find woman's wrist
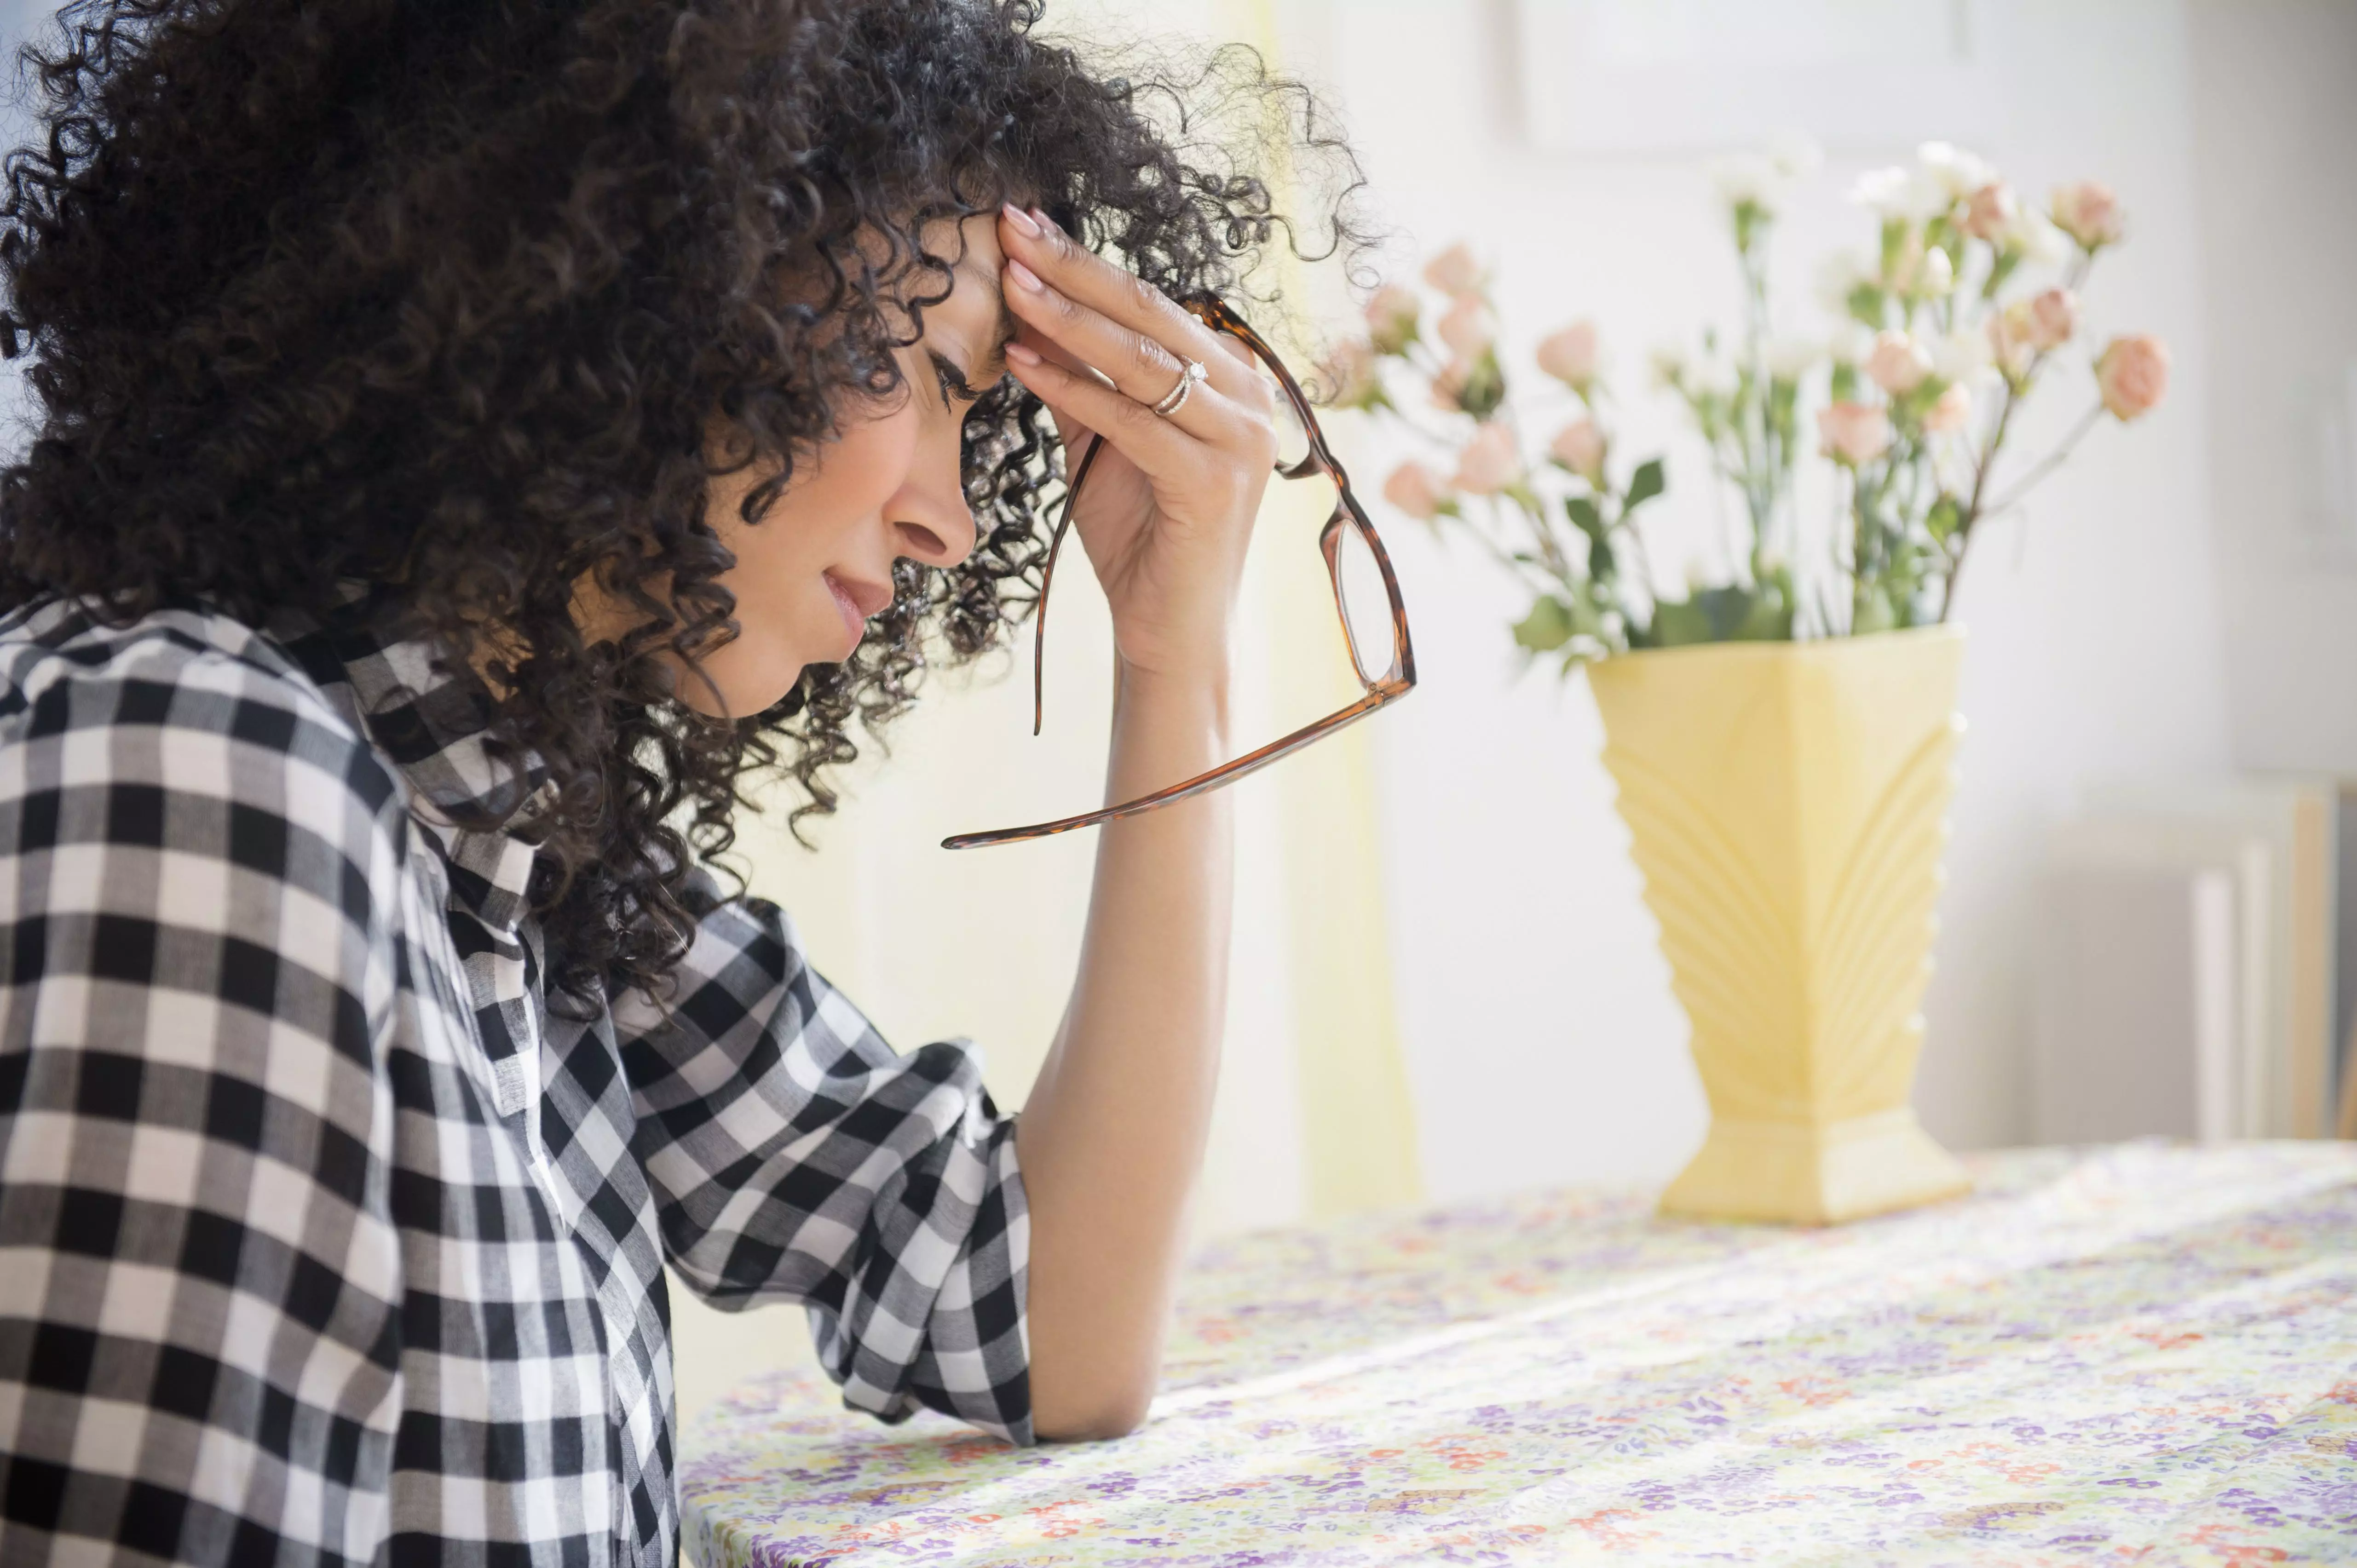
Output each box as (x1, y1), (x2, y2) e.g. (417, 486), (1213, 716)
(1112, 651), (1232, 736)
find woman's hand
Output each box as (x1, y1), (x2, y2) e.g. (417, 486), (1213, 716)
(997, 203), (1279, 685)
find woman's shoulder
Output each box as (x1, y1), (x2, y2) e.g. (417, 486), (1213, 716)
(0, 597), (409, 841)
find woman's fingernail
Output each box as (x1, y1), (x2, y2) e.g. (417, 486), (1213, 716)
(1006, 258), (1046, 293)
(1004, 341), (1042, 367)
(1030, 206), (1055, 234)
(1001, 202), (1040, 237)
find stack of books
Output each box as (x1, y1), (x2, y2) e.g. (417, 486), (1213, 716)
(2033, 780), (2357, 1144)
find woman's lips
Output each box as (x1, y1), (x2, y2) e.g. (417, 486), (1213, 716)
(822, 570), (890, 656)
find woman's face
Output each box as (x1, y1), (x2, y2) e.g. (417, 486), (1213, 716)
(658, 210), (1019, 718)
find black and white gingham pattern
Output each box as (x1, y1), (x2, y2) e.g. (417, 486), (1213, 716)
(0, 596), (1031, 1566)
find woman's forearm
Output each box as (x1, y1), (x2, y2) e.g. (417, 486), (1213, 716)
(1014, 655), (1234, 1440)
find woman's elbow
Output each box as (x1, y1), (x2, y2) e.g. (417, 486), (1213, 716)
(1031, 1379), (1155, 1442)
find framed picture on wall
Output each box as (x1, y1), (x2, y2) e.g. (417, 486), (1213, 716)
(1515, 0), (2003, 154)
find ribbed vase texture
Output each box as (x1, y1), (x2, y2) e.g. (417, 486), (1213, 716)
(1587, 626), (1973, 1225)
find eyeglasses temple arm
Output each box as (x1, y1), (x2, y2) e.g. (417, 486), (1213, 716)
(1031, 431), (1105, 737)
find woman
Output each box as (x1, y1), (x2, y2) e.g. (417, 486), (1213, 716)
(0, 0), (1361, 1561)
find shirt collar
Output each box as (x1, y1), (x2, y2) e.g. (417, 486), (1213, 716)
(268, 586), (551, 933)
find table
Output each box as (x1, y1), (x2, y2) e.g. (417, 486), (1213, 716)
(679, 1143), (2357, 1566)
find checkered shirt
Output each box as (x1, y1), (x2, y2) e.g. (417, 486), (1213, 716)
(0, 595), (1032, 1567)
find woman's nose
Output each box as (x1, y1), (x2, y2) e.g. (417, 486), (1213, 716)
(893, 507), (976, 568)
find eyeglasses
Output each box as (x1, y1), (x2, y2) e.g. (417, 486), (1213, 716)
(945, 294), (1416, 850)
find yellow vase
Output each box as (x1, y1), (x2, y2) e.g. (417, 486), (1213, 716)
(1586, 626), (1973, 1226)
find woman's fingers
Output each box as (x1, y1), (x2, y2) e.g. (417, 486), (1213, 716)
(1004, 341), (1204, 479)
(1000, 205), (1262, 409)
(1002, 255), (1252, 447)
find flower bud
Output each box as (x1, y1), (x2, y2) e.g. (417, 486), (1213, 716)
(1963, 182), (2017, 242)
(1536, 320), (1602, 388)
(1922, 382), (1973, 434)
(1437, 295), (1493, 358)
(1548, 417), (1608, 482)
(2094, 334), (2169, 420)
(1364, 284), (1420, 355)
(1818, 401), (1895, 465)
(2052, 181), (2125, 250)
(1865, 329), (1932, 394)
(2025, 287), (2078, 351)
(1422, 242), (1484, 299)
(1382, 459), (1450, 521)
(1451, 421), (1521, 495)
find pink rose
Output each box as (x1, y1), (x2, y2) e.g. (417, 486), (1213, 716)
(2051, 181), (2124, 250)
(1364, 283), (1420, 355)
(1548, 417), (1608, 481)
(1422, 241), (1484, 299)
(1382, 459), (1450, 521)
(1437, 295), (1493, 358)
(1818, 401), (1894, 466)
(1922, 383), (1973, 434)
(1962, 182), (2017, 243)
(2025, 286), (2078, 350)
(1320, 338), (1382, 411)
(1451, 422), (1520, 495)
(2094, 334), (2170, 421)
(1429, 354), (1473, 413)
(1988, 306), (2035, 380)
(1864, 329), (1932, 395)
(1536, 320), (1602, 388)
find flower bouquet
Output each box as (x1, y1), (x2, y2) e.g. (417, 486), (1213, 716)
(1338, 140), (2169, 665)
(1332, 143), (2172, 1225)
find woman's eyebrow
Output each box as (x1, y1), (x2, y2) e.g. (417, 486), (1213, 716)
(953, 257), (1020, 379)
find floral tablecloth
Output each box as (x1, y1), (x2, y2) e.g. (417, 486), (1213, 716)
(679, 1142), (2357, 1566)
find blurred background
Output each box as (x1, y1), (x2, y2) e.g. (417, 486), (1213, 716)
(3, 0), (2351, 1422)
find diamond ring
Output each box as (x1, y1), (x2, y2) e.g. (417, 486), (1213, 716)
(1150, 357), (1208, 417)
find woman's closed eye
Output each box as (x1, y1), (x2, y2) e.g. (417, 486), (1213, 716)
(928, 348), (984, 410)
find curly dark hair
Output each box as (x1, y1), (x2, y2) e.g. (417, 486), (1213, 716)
(0, 0), (1367, 1001)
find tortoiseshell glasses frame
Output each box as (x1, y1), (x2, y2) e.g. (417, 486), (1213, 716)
(944, 293), (1416, 850)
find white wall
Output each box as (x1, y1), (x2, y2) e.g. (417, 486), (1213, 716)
(1271, 0), (2238, 1191)
(2186, 1), (2357, 775)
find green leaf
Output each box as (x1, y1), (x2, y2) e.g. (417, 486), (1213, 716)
(1845, 282), (1886, 329)
(1458, 347), (1508, 420)
(1736, 591), (1795, 642)
(1925, 493), (1964, 544)
(1852, 585), (1899, 635)
(1648, 597), (1716, 647)
(1565, 494), (1604, 539)
(1511, 596), (1578, 652)
(1624, 457), (1667, 512)
(1585, 529), (1617, 582)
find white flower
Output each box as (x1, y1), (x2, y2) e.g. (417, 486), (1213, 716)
(1711, 151), (1783, 213)
(1917, 141), (1995, 201)
(1849, 164), (1947, 223)
(2003, 207), (2071, 266)
(1827, 321), (1877, 366)
(1918, 246), (1955, 297)
(1815, 248), (1876, 315)
(1765, 131), (1824, 182)
(1932, 323), (1993, 383)
(1710, 133), (1823, 218)
(1764, 333), (1819, 381)
(1689, 356), (1740, 400)
(1649, 341), (1692, 388)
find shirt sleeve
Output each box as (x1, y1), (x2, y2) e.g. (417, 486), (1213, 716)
(613, 876), (1031, 1446)
(0, 634), (412, 1564)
